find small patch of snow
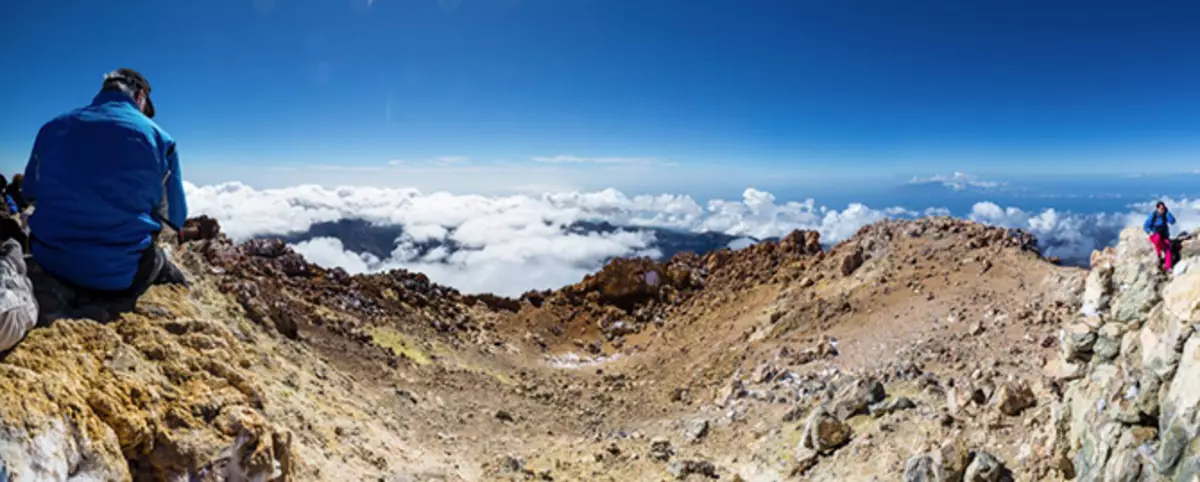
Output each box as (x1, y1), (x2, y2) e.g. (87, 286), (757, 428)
(546, 352), (622, 369)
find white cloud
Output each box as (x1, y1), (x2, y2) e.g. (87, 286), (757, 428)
(185, 183), (904, 295)
(910, 172), (1005, 191)
(185, 182), (1197, 297)
(531, 155), (664, 165)
(967, 198), (1199, 262)
(291, 237), (377, 274)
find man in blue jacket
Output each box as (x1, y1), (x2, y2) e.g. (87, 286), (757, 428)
(1144, 201), (1177, 271)
(22, 68), (217, 298)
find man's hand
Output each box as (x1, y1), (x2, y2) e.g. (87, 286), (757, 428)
(180, 216), (221, 243)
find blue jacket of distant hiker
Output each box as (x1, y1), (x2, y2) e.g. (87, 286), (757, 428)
(1144, 210), (1176, 237)
(23, 90), (187, 291)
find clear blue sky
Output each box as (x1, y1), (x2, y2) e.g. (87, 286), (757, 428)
(2, 0), (1199, 195)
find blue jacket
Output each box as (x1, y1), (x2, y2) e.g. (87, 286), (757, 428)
(3, 194), (16, 215)
(1144, 210), (1176, 236)
(23, 91), (187, 291)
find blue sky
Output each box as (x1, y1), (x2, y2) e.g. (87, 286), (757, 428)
(2, 0), (1199, 198)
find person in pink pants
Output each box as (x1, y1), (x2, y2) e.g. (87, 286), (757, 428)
(1144, 201), (1177, 271)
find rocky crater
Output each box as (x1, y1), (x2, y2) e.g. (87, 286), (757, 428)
(0, 217), (1192, 481)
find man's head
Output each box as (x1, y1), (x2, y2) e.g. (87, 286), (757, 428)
(1157, 201), (1168, 214)
(101, 68), (155, 119)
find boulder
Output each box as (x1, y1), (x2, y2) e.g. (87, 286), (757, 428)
(904, 439), (971, 482)
(1157, 335), (1200, 475)
(0, 316), (295, 482)
(1111, 229), (1165, 324)
(1090, 246), (1117, 270)
(1080, 262), (1115, 316)
(833, 379), (886, 419)
(1139, 305), (1192, 381)
(1102, 428), (1153, 482)
(780, 230), (822, 256)
(1093, 323), (1127, 362)
(994, 380), (1036, 416)
(1162, 264), (1200, 323)
(964, 452), (1006, 482)
(801, 407), (852, 455)
(1042, 358), (1084, 382)
(902, 443), (974, 482)
(903, 455), (938, 482)
(1061, 323), (1097, 362)
(841, 246), (865, 277)
(870, 397), (917, 418)
(667, 459), (718, 480)
(1073, 421), (1123, 481)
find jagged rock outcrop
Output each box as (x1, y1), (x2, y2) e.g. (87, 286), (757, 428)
(0, 229), (497, 482)
(0, 301), (293, 482)
(1053, 227), (1200, 481)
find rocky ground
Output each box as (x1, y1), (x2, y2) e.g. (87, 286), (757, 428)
(0, 217), (1195, 481)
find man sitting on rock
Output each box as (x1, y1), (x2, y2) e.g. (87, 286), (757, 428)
(21, 68), (218, 301)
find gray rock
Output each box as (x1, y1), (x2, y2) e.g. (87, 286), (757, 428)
(1111, 227), (1165, 324)
(685, 419), (709, 443)
(1092, 323), (1127, 362)
(963, 452), (1005, 482)
(500, 455), (525, 473)
(865, 379), (887, 404)
(903, 455), (938, 482)
(1074, 421), (1123, 481)
(1061, 323), (1097, 362)
(1157, 335), (1200, 475)
(870, 397), (917, 418)
(1140, 306), (1191, 381)
(1102, 429), (1148, 482)
(1080, 263), (1115, 316)
(649, 437), (673, 462)
(1112, 264), (1163, 325)
(667, 459), (717, 480)
(902, 440), (971, 482)
(834, 379), (886, 419)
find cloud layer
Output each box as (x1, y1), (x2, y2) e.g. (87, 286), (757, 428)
(185, 182), (1197, 296)
(910, 172), (1005, 191)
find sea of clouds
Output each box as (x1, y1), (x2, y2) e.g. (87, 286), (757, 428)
(184, 181), (1198, 297)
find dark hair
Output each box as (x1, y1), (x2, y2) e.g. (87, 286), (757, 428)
(0, 174), (7, 191)
(1156, 201), (1167, 210)
(101, 78), (138, 96)
(100, 68), (155, 118)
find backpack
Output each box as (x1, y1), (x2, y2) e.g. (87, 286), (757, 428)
(1152, 211), (1170, 238)
(0, 239), (37, 352)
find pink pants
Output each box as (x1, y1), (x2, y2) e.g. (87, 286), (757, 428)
(1150, 233), (1173, 271)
